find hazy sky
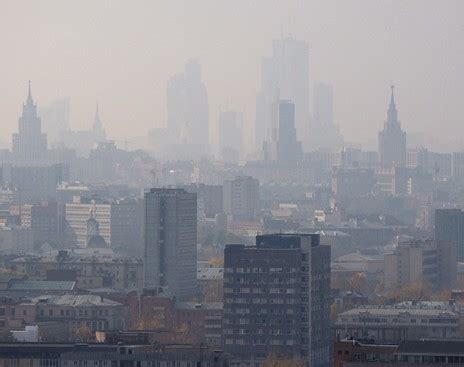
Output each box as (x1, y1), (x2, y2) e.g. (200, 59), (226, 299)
(1, 0), (463, 151)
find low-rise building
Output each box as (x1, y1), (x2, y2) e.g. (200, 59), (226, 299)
(9, 250), (143, 291)
(335, 301), (461, 343)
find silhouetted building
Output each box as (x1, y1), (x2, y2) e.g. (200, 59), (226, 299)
(332, 167), (375, 198)
(59, 102), (106, 157)
(435, 208), (464, 261)
(12, 82), (47, 161)
(276, 101), (302, 162)
(1, 163), (66, 203)
(378, 86), (406, 169)
(223, 234), (331, 367)
(144, 188), (197, 300)
(167, 60), (209, 158)
(38, 98), (70, 143)
(218, 111), (242, 164)
(223, 176), (259, 221)
(256, 37), (310, 151)
(309, 83), (343, 149)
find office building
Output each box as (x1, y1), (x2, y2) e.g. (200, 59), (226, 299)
(223, 176), (259, 221)
(38, 97), (70, 143)
(1, 163), (66, 203)
(167, 60), (209, 158)
(332, 167), (375, 198)
(435, 208), (464, 261)
(12, 82), (47, 161)
(144, 188), (197, 300)
(223, 234), (331, 367)
(65, 197), (142, 250)
(218, 110), (242, 164)
(384, 239), (457, 291)
(378, 86), (406, 169)
(276, 100), (302, 162)
(256, 37), (309, 151)
(310, 83), (343, 149)
(452, 151), (464, 185)
(335, 301), (460, 343)
(12, 201), (65, 248)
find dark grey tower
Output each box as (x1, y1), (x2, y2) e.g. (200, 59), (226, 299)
(223, 234), (331, 367)
(378, 86), (407, 169)
(277, 100), (302, 162)
(144, 188), (197, 300)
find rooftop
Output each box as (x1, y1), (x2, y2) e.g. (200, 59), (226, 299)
(197, 267), (223, 280)
(27, 294), (123, 307)
(8, 280), (76, 291)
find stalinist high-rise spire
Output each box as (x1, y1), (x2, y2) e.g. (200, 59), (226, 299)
(92, 100), (106, 142)
(386, 85), (399, 126)
(93, 101), (102, 132)
(26, 80), (33, 105)
(378, 85), (406, 169)
(12, 81), (48, 160)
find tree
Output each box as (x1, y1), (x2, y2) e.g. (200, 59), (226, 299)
(203, 280), (223, 302)
(262, 353), (305, 367)
(74, 324), (93, 342)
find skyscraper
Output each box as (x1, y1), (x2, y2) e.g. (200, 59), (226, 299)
(276, 100), (302, 162)
(223, 176), (259, 221)
(223, 234), (331, 367)
(144, 188), (197, 300)
(256, 37), (309, 152)
(310, 83), (343, 149)
(38, 98), (70, 143)
(218, 110), (242, 164)
(378, 86), (407, 169)
(12, 81), (47, 160)
(166, 60), (209, 158)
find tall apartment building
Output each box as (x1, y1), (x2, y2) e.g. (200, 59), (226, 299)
(223, 234), (331, 367)
(144, 189), (197, 301)
(435, 208), (464, 261)
(223, 176), (259, 221)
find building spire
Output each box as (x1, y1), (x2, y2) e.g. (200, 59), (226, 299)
(386, 85), (399, 126)
(26, 80), (33, 105)
(390, 84), (395, 107)
(93, 100), (103, 132)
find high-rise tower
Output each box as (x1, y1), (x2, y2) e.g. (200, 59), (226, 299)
(144, 188), (197, 300)
(256, 37), (309, 152)
(12, 81), (48, 160)
(166, 60), (209, 158)
(378, 86), (406, 169)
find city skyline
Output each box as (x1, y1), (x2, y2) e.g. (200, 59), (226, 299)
(2, 1), (464, 152)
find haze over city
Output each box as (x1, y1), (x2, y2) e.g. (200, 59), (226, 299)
(3, 1), (464, 366)
(2, 0), (464, 151)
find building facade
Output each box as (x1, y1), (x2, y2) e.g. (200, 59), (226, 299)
(144, 188), (197, 300)
(223, 176), (259, 221)
(223, 234), (331, 367)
